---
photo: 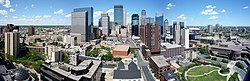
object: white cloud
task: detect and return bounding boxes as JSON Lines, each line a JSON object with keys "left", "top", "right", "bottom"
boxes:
{"left": 9, "top": 8, "right": 15, "bottom": 12}
{"left": 206, "top": 5, "right": 216, "bottom": 9}
{"left": 3, "top": 0, "right": 11, "bottom": 8}
{"left": 166, "top": 3, "right": 175, "bottom": 10}
{"left": 35, "top": 16, "right": 42, "bottom": 18}
{"left": 0, "top": 9, "right": 7, "bottom": 16}
{"left": 208, "top": 15, "right": 218, "bottom": 19}
{"left": 106, "top": 9, "right": 114, "bottom": 14}
{"left": 93, "top": 11, "right": 103, "bottom": 18}
{"left": 12, "top": 16, "right": 17, "bottom": 19}
{"left": 54, "top": 9, "right": 64, "bottom": 15}
{"left": 201, "top": 9, "right": 218, "bottom": 15}
{"left": 243, "top": 6, "right": 248, "bottom": 9}
{"left": 0, "top": 0, "right": 4, "bottom": 3}
{"left": 65, "top": 14, "right": 71, "bottom": 18}
{"left": 43, "top": 15, "right": 51, "bottom": 18}
{"left": 177, "top": 14, "right": 186, "bottom": 20}
{"left": 31, "top": 4, "right": 34, "bottom": 8}
{"left": 221, "top": 9, "right": 226, "bottom": 12}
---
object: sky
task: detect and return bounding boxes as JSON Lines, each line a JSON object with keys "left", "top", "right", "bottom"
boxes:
{"left": 0, "top": 0, "right": 249, "bottom": 26}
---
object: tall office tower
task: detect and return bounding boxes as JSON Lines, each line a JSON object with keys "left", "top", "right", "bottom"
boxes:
{"left": 215, "top": 24, "right": 222, "bottom": 32}
{"left": 73, "top": 7, "right": 94, "bottom": 39}
{"left": 0, "top": 27, "right": 3, "bottom": 35}
{"left": 71, "top": 11, "right": 89, "bottom": 42}
{"left": 207, "top": 25, "right": 213, "bottom": 33}
{"left": 145, "top": 17, "right": 154, "bottom": 24}
{"left": 173, "top": 22, "right": 181, "bottom": 44}
{"left": 110, "top": 21, "right": 116, "bottom": 30}
{"left": 155, "top": 12, "right": 164, "bottom": 35}
{"left": 123, "top": 8, "right": 126, "bottom": 26}
{"left": 164, "top": 19, "right": 169, "bottom": 34}
{"left": 100, "top": 13, "right": 110, "bottom": 36}
{"left": 140, "top": 24, "right": 160, "bottom": 53}
{"left": 131, "top": 14, "right": 139, "bottom": 36}
{"left": 114, "top": 5, "right": 124, "bottom": 26}
{"left": 180, "top": 22, "right": 184, "bottom": 29}
{"left": 140, "top": 10, "right": 146, "bottom": 25}
{"left": 181, "top": 28, "right": 189, "bottom": 48}
{"left": 28, "top": 26, "right": 35, "bottom": 36}
{"left": 5, "top": 30, "right": 20, "bottom": 58}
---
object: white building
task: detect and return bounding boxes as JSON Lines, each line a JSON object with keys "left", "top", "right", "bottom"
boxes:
{"left": 101, "top": 13, "right": 110, "bottom": 36}
{"left": 63, "top": 34, "right": 77, "bottom": 46}
{"left": 181, "top": 28, "right": 189, "bottom": 48}
{"left": 5, "top": 30, "right": 19, "bottom": 57}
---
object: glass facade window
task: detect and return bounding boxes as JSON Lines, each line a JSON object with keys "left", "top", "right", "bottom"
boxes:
{"left": 114, "top": 5, "right": 123, "bottom": 25}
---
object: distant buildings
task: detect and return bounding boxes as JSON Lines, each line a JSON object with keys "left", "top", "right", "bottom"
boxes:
{"left": 207, "top": 25, "right": 213, "bottom": 33}
{"left": 140, "top": 10, "right": 146, "bottom": 26}
{"left": 114, "top": 5, "right": 124, "bottom": 26}
{"left": 140, "top": 24, "right": 160, "bottom": 53}
{"left": 123, "top": 8, "right": 126, "bottom": 26}
{"left": 28, "top": 26, "right": 35, "bottom": 36}
{"left": 113, "top": 61, "right": 142, "bottom": 81}
{"left": 100, "top": 13, "right": 110, "bottom": 36}
{"left": 173, "top": 21, "right": 189, "bottom": 48}
{"left": 131, "top": 14, "right": 139, "bottom": 36}
{"left": 164, "top": 19, "right": 169, "bottom": 34}
{"left": 40, "top": 59, "right": 101, "bottom": 81}
{"left": 5, "top": 30, "right": 20, "bottom": 58}
{"left": 173, "top": 22, "right": 181, "bottom": 44}
{"left": 156, "top": 12, "right": 164, "bottom": 35}
{"left": 145, "top": 17, "right": 154, "bottom": 24}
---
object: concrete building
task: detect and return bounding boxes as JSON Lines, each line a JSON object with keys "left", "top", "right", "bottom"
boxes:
{"left": 113, "top": 61, "right": 142, "bottom": 81}
{"left": 28, "top": 26, "right": 35, "bottom": 36}
{"left": 140, "top": 24, "right": 160, "bottom": 54}
{"left": 164, "top": 19, "right": 169, "bottom": 34}
{"left": 140, "top": 10, "right": 146, "bottom": 25}
{"left": 160, "top": 43, "right": 185, "bottom": 58}
{"left": 5, "top": 30, "right": 20, "bottom": 57}
{"left": 156, "top": 12, "right": 164, "bottom": 35}
{"left": 100, "top": 13, "right": 110, "bottom": 36}
{"left": 160, "top": 70, "right": 180, "bottom": 81}
{"left": 173, "top": 22, "right": 181, "bottom": 44}
{"left": 181, "top": 28, "right": 189, "bottom": 48}
{"left": 40, "top": 59, "right": 102, "bottom": 81}
{"left": 131, "top": 14, "right": 139, "bottom": 36}
{"left": 63, "top": 34, "right": 77, "bottom": 46}
{"left": 149, "top": 55, "right": 170, "bottom": 79}
{"left": 207, "top": 25, "right": 213, "bottom": 33}
{"left": 71, "top": 10, "right": 89, "bottom": 42}
{"left": 114, "top": 5, "right": 124, "bottom": 26}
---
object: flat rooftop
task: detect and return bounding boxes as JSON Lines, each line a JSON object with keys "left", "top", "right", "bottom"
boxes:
{"left": 150, "top": 55, "right": 169, "bottom": 68}
{"left": 161, "top": 43, "right": 182, "bottom": 49}
{"left": 42, "top": 59, "right": 101, "bottom": 80}
{"left": 113, "top": 45, "right": 130, "bottom": 51}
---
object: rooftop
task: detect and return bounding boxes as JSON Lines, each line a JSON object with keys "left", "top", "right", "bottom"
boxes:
{"left": 113, "top": 45, "right": 130, "bottom": 51}
{"left": 150, "top": 55, "right": 169, "bottom": 68}
{"left": 113, "top": 61, "right": 141, "bottom": 79}
{"left": 161, "top": 43, "right": 182, "bottom": 49}
{"left": 161, "top": 70, "right": 180, "bottom": 81}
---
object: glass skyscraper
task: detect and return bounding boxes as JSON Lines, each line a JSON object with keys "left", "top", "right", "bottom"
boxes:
{"left": 114, "top": 5, "right": 123, "bottom": 26}
{"left": 131, "top": 14, "right": 139, "bottom": 36}
{"left": 156, "top": 12, "right": 164, "bottom": 35}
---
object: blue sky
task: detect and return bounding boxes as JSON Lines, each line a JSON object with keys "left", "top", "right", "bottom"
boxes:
{"left": 0, "top": 0, "right": 249, "bottom": 26}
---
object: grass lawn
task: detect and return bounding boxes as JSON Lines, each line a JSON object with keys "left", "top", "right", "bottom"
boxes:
{"left": 188, "top": 66, "right": 218, "bottom": 75}
{"left": 188, "top": 71, "right": 226, "bottom": 81}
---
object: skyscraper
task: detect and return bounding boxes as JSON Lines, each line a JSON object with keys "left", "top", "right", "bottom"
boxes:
{"left": 100, "top": 13, "right": 110, "bottom": 36}
{"left": 173, "top": 22, "right": 181, "bottom": 44}
{"left": 164, "top": 19, "right": 169, "bottom": 34}
{"left": 28, "top": 26, "right": 35, "bottom": 36}
{"left": 140, "top": 10, "right": 146, "bottom": 25}
{"left": 71, "top": 11, "right": 88, "bottom": 42}
{"left": 123, "top": 8, "right": 126, "bottom": 26}
{"left": 155, "top": 12, "right": 164, "bottom": 35}
{"left": 181, "top": 28, "right": 189, "bottom": 48}
{"left": 207, "top": 25, "right": 213, "bottom": 33}
{"left": 114, "top": 5, "right": 124, "bottom": 26}
{"left": 131, "top": 14, "right": 139, "bottom": 36}
{"left": 73, "top": 7, "right": 94, "bottom": 39}
{"left": 145, "top": 17, "right": 154, "bottom": 24}
{"left": 5, "top": 30, "right": 19, "bottom": 58}
{"left": 140, "top": 24, "right": 160, "bottom": 53}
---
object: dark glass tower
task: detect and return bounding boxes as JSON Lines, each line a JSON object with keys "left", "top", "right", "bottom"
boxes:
{"left": 131, "top": 14, "right": 139, "bottom": 36}
{"left": 156, "top": 12, "right": 164, "bottom": 35}
{"left": 114, "top": 5, "right": 123, "bottom": 26}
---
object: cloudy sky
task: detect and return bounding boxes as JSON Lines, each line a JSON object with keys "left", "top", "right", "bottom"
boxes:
{"left": 0, "top": 0, "right": 249, "bottom": 26}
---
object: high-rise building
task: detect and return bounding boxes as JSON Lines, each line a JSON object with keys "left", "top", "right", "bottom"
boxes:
{"left": 164, "top": 19, "right": 169, "bottom": 34}
{"left": 180, "top": 22, "right": 184, "bottom": 29}
{"left": 114, "top": 5, "right": 124, "bottom": 26}
{"left": 207, "top": 25, "right": 213, "bottom": 33}
{"left": 140, "top": 24, "right": 160, "bottom": 53}
{"left": 145, "top": 17, "right": 154, "bottom": 24}
{"left": 181, "top": 28, "right": 189, "bottom": 48}
{"left": 28, "top": 26, "right": 35, "bottom": 36}
{"left": 5, "top": 30, "right": 20, "bottom": 58}
{"left": 73, "top": 7, "right": 94, "bottom": 39}
{"left": 0, "top": 27, "right": 3, "bottom": 35}
{"left": 155, "top": 12, "right": 164, "bottom": 35}
{"left": 140, "top": 10, "right": 146, "bottom": 25}
{"left": 100, "top": 13, "right": 110, "bottom": 36}
{"left": 71, "top": 10, "right": 89, "bottom": 42}
{"left": 123, "top": 8, "right": 126, "bottom": 26}
{"left": 131, "top": 14, "right": 139, "bottom": 36}
{"left": 173, "top": 22, "right": 181, "bottom": 44}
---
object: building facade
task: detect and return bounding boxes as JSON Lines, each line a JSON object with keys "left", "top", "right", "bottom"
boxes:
{"left": 28, "top": 26, "right": 35, "bottom": 36}
{"left": 140, "top": 10, "right": 146, "bottom": 25}
{"left": 114, "top": 5, "right": 124, "bottom": 26}
{"left": 100, "top": 13, "right": 110, "bottom": 36}
{"left": 71, "top": 11, "right": 89, "bottom": 42}
{"left": 164, "top": 19, "right": 169, "bottom": 34}
{"left": 131, "top": 14, "right": 139, "bottom": 36}
{"left": 156, "top": 12, "right": 164, "bottom": 35}
{"left": 173, "top": 22, "right": 181, "bottom": 44}
{"left": 5, "top": 30, "right": 20, "bottom": 57}
{"left": 181, "top": 28, "right": 189, "bottom": 48}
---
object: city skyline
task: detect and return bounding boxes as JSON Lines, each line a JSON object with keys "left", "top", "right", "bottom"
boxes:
{"left": 0, "top": 0, "right": 249, "bottom": 26}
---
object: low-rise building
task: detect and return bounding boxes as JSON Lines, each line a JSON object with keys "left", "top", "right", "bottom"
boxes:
{"left": 112, "top": 45, "right": 130, "bottom": 57}
{"left": 149, "top": 55, "right": 170, "bottom": 79}
{"left": 160, "top": 43, "right": 184, "bottom": 58}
